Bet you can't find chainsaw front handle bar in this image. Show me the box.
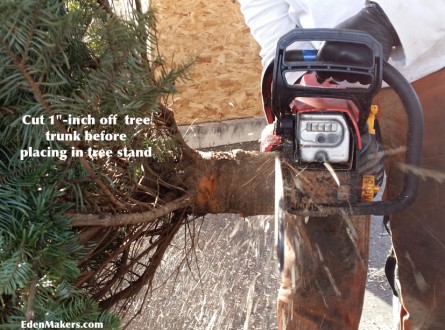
[351,62,423,215]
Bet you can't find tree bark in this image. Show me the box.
[190,150,275,217]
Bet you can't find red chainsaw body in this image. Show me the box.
[264,73,363,150]
[290,74,363,149]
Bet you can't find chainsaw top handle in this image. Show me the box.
[271,28,383,132]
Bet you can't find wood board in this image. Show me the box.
[152,0,264,125]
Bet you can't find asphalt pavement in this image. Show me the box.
[129,213,394,329]
[360,214,393,330]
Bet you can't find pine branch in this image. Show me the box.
[2,37,126,210]
[76,223,153,287]
[98,214,183,310]
[1,0,196,323]
[25,277,38,322]
[69,194,191,227]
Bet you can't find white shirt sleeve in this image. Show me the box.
[238,0,303,68]
[372,0,445,80]
[374,1,445,66]
[238,0,363,69]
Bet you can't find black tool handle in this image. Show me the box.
[272,28,383,122]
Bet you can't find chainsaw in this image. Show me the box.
[264,29,424,266]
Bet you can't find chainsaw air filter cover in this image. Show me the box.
[297,112,350,163]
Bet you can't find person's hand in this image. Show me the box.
[317,2,400,84]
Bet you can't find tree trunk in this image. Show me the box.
[71,149,275,228]
[189,150,275,217]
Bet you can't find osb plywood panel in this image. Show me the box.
[152,0,264,124]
